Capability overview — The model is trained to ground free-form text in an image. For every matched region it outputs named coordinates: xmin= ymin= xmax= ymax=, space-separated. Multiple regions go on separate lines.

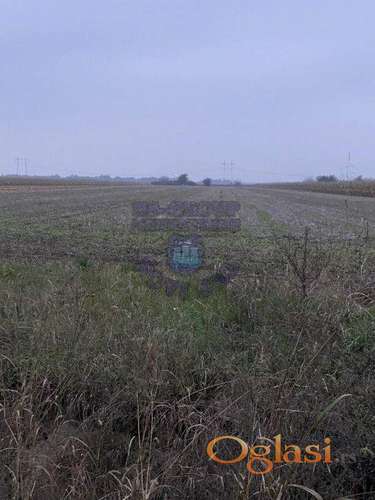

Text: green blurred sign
xmin=169 ymin=235 xmax=203 ymax=272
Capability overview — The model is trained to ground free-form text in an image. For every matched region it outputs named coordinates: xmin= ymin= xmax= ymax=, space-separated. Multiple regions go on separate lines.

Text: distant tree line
xmin=152 ymin=174 xmax=242 ymax=186
xmin=6 ymin=172 xmax=243 ymax=186
xmin=316 ymin=175 xmax=338 ymax=182
xmin=315 ymin=175 xmax=368 ymax=183
xmin=152 ymin=173 xmax=196 ymax=185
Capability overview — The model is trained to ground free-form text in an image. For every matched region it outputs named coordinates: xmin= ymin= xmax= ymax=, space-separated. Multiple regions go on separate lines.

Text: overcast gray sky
xmin=1 ymin=1 xmax=374 ymax=182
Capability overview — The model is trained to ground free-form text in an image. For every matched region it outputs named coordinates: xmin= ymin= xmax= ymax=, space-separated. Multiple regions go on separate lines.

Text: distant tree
xmin=152 ymin=173 xmax=196 ymax=185
xmin=202 ymin=177 xmax=212 ymax=186
xmin=354 ymin=175 xmax=363 ymax=182
xmin=234 ymin=180 xmax=242 ymax=186
xmin=151 ymin=176 xmax=172 ymax=185
xmin=176 ymin=173 xmax=189 ymax=185
xmin=316 ymin=175 xmax=338 ymax=183
xmin=176 ymin=173 xmax=196 ymax=185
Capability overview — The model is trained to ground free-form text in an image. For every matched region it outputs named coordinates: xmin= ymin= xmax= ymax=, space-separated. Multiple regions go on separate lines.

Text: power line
xmin=221 ymin=161 xmax=226 ymax=180
xmin=221 ymin=161 xmax=235 ymax=183
xmin=229 ymin=160 xmax=234 ymax=183
xmin=14 ymin=157 xmax=29 ymax=175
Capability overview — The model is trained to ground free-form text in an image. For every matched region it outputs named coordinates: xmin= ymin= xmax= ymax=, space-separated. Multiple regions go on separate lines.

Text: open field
xmin=1 ymin=183 xmax=375 ymax=499
xmin=1 ymin=184 xmax=375 ymax=264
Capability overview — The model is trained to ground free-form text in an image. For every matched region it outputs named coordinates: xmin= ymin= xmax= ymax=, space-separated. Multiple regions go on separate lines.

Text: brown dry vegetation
xmin=1 ymin=183 xmax=375 ymax=499
xmin=260 ymin=180 xmax=375 ymax=198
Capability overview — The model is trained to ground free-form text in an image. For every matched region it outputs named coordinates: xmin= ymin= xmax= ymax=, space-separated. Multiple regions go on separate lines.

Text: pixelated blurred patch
xmin=168 ymin=235 xmax=203 ymax=272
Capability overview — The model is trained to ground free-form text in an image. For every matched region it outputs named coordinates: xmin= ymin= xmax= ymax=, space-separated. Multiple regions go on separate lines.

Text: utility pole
xmin=221 ymin=161 xmax=235 ymax=184
xmin=15 ymin=157 xmax=29 ymax=175
xmin=346 ymin=152 xmax=352 ymax=181
xmin=229 ymin=161 xmax=235 ymax=184
xmin=221 ymin=161 xmax=227 ymax=181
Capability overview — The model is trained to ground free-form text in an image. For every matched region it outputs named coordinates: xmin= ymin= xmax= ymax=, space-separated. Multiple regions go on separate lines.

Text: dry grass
xmin=1 ymin=183 xmax=375 ymax=498
xmin=261 ymin=180 xmax=375 ymax=198
xmin=1 ymin=236 xmax=375 ymax=498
